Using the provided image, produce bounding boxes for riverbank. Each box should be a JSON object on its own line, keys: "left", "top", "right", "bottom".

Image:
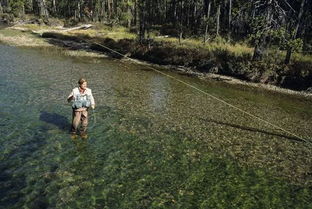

{"left": 1, "top": 22, "right": 312, "bottom": 96}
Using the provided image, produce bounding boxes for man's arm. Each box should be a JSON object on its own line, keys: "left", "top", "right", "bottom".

{"left": 67, "top": 91, "right": 74, "bottom": 103}
{"left": 89, "top": 89, "right": 95, "bottom": 109}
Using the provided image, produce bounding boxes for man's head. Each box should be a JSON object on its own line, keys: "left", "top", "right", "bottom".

{"left": 78, "top": 78, "right": 87, "bottom": 90}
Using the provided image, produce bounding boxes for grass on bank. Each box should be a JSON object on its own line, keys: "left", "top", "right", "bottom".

{"left": 67, "top": 25, "right": 137, "bottom": 40}
{"left": 0, "top": 28, "right": 51, "bottom": 47}
{"left": 72, "top": 25, "right": 312, "bottom": 63}
{"left": 8, "top": 23, "right": 254, "bottom": 56}
{"left": 154, "top": 36, "right": 254, "bottom": 57}
{"left": 5, "top": 23, "right": 312, "bottom": 63}
{"left": 0, "top": 28, "right": 108, "bottom": 57}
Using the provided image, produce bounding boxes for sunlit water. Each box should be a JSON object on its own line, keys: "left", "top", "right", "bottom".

{"left": 0, "top": 44, "right": 311, "bottom": 208}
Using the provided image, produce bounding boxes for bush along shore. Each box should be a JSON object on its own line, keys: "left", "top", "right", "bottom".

{"left": 42, "top": 31, "right": 312, "bottom": 92}
{"left": 1, "top": 21, "right": 312, "bottom": 93}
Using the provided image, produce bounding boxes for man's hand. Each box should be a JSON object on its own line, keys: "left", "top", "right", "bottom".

{"left": 67, "top": 95, "right": 74, "bottom": 103}
{"left": 91, "top": 105, "right": 95, "bottom": 110}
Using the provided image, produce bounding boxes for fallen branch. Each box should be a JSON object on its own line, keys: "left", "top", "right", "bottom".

{"left": 61, "top": 24, "right": 93, "bottom": 32}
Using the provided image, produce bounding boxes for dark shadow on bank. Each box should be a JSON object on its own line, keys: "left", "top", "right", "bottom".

{"left": 40, "top": 111, "right": 71, "bottom": 131}
{"left": 45, "top": 37, "right": 91, "bottom": 51}
{"left": 42, "top": 33, "right": 127, "bottom": 58}
{"left": 200, "top": 117, "right": 309, "bottom": 143}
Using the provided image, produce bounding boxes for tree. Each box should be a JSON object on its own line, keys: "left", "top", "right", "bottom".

{"left": 34, "top": 0, "right": 49, "bottom": 17}
{"left": 1, "top": 0, "right": 311, "bottom": 63}
{"left": 216, "top": 0, "right": 221, "bottom": 36}
{"left": 228, "top": 0, "right": 232, "bottom": 39}
{"left": 8, "top": 0, "right": 25, "bottom": 17}
{"left": 138, "top": 0, "right": 146, "bottom": 43}
{"left": 284, "top": 0, "right": 305, "bottom": 64}
{"left": 203, "top": 0, "right": 211, "bottom": 44}
{"left": 252, "top": 0, "right": 274, "bottom": 61}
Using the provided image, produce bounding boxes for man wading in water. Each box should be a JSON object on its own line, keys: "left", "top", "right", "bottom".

{"left": 67, "top": 78, "right": 95, "bottom": 139}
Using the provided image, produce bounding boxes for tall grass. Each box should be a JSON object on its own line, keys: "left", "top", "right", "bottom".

{"left": 153, "top": 35, "right": 253, "bottom": 56}
{"left": 6, "top": 22, "right": 312, "bottom": 63}
{"left": 0, "top": 29, "right": 51, "bottom": 47}
{"left": 67, "top": 25, "right": 136, "bottom": 41}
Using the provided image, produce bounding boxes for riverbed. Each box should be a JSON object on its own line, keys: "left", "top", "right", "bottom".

{"left": 0, "top": 44, "right": 311, "bottom": 208}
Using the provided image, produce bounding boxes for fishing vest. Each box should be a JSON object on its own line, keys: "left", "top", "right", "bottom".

{"left": 72, "top": 89, "right": 91, "bottom": 109}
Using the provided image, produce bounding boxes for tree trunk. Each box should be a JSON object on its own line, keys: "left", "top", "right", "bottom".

{"left": 134, "top": 0, "right": 137, "bottom": 26}
{"left": 252, "top": 2, "right": 256, "bottom": 19}
{"left": 52, "top": 0, "right": 56, "bottom": 14}
{"left": 284, "top": 47, "right": 292, "bottom": 65}
{"left": 252, "top": 0, "right": 272, "bottom": 61}
{"left": 228, "top": 0, "right": 232, "bottom": 39}
{"left": 127, "top": 0, "right": 131, "bottom": 28}
{"left": 173, "top": 0, "right": 177, "bottom": 26}
{"left": 0, "top": 2, "right": 2, "bottom": 14}
{"left": 21, "top": 4, "right": 25, "bottom": 16}
{"left": 102, "top": 0, "right": 106, "bottom": 22}
{"left": 138, "top": 0, "right": 145, "bottom": 43}
{"left": 253, "top": 34, "right": 266, "bottom": 61}
{"left": 204, "top": 1, "right": 211, "bottom": 44}
{"left": 216, "top": 3, "right": 221, "bottom": 36}
{"left": 75, "top": 1, "right": 81, "bottom": 20}
{"left": 108, "top": 0, "right": 111, "bottom": 20}
{"left": 146, "top": 0, "right": 151, "bottom": 45}
{"left": 178, "top": 0, "right": 184, "bottom": 44}
{"left": 165, "top": 0, "right": 168, "bottom": 21}
{"left": 186, "top": 2, "right": 189, "bottom": 27}
{"left": 179, "top": 24, "right": 183, "bottom": 44}
{"left": 285, "top": 0, "right": 305, "bottom": 64}
{"left": 35, "top": 0, "right": 49, "bottom": 18}
{"left": 193, "top": 2, "right": 198, "bottom": 33}
{"left": 67, "top": 1, "right": 70, "bottom": 17}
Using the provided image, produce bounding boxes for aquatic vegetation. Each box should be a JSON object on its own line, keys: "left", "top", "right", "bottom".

{"left": 0, "top": 44, "right": 311, "bottom": 209}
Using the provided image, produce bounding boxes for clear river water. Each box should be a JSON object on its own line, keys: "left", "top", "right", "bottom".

{"left": 0, "top": 44, "right": 311, "bottom": 208}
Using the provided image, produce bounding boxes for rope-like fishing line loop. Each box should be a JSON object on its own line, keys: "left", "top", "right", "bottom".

{"left": 88, "top": 109, "right": 97, "bottom": 130}
{"left": 86, "top": 40, "right": 310, "bottom": 144}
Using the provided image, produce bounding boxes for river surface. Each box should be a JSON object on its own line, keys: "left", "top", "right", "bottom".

{"left": 0, "top": 44, "right": 311, "bottom": 208}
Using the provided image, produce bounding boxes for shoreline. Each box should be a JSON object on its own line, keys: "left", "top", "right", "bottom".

{"left": 1, "top": 23, "right": 311, "bottom": 98}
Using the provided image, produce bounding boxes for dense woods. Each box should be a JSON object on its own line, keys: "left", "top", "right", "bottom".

{"left": 0, "top": 0, "right": 311, "bottom": 63}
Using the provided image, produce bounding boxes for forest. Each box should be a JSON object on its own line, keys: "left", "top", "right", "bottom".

{"left": 1, "top": 0, "right": 311, "bottom": 63}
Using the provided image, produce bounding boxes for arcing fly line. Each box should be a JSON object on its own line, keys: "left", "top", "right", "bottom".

{"left": 85, "top": 40, "right": 310, "bottom": 144}
{"left": 88, "top": 109, "right": 97, "bottom": 130}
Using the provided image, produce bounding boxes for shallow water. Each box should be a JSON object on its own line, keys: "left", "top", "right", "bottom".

{"left": 0, "top": 44, "right": 311, "bottom": 208}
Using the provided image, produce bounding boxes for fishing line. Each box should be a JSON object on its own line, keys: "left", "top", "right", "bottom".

{"left": 86, "top": 40, "right": 310, "bottom": 144}
{"left": 88, "top": 109, "right": 97, "bottom": 130}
